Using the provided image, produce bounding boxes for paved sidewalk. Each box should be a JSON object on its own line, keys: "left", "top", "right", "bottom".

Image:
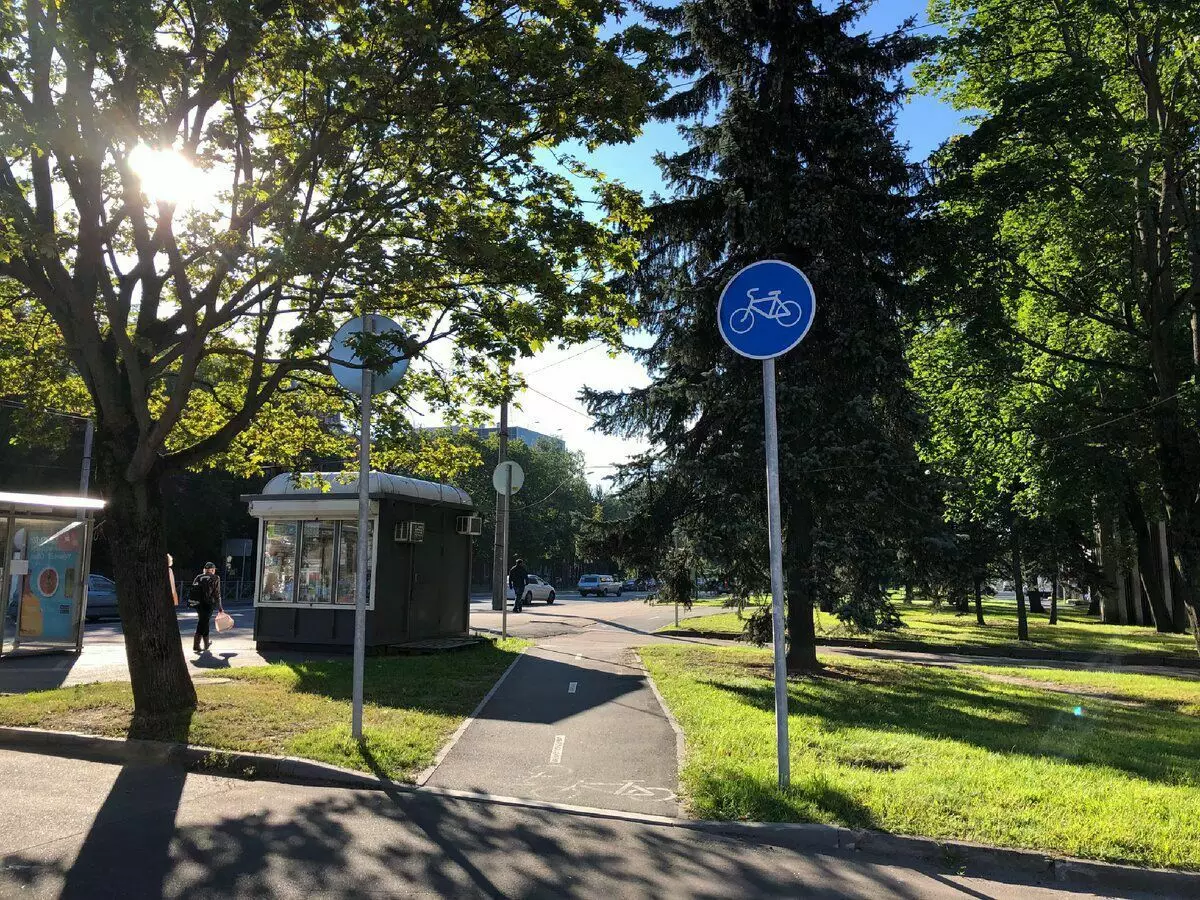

{"left": 0, "top": 607, "right": 324, "bottom": 693}
{"left": 4, "top": 749, "right": 1190, "bottom": 899}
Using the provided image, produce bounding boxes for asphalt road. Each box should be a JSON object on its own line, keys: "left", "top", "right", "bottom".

{"left": 3, "top": 749, "right": 1182, "bottom": 900}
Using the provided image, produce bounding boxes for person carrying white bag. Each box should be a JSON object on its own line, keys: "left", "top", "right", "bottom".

{"left": 188, "top": 562, "right": 231, "bottom": 653}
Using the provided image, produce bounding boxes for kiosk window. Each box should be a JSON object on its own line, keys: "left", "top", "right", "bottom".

{"left": 298, "top": 521, "right": 336, "bottom": 604}
{"left": 335, "top": 520, "right": 373, "bottom": 605}
{"left": 261, "top": 521, "right": 298, "bottom": 603}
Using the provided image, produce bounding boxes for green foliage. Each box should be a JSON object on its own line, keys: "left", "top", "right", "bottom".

{"left": 657, "top": 544, "right": 695, "bottom": 610}
{"left": 416, "top": 429, "right": 594, "bottom": 585}
{"left": 0, "top": 0, "right": 667, "bottom": 716}
{"left": 0, "top": 0, "right": 664, "bottom": 481}
{"left": 915, "top": 0, "right": 1200, "bottom": 642}
{"left": 586, "top": 1, "right": 934, "bottom": 644}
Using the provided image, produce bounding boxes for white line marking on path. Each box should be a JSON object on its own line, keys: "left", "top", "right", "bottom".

{"left": 550, "top": 734, "right": 565, "bottom": 765}
{"left": 575, "top": 654, "right": 581, "bottom": 660}
{"left": 568, "top": 682, "right": 577, "bottom": 694}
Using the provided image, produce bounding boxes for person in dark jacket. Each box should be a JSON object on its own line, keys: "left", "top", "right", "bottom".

{"left": 508, "top": 557, "right": 528, "bottom": 613}
{"left": 190, "top": 562, "right": 223, "bottom": 653}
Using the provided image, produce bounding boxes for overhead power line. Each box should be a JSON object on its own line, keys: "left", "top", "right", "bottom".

{"left": 523, "top": 384, "right": 594, "bottom": 421}
{"left": 526, "top": 342, "right": 606, "bottom": 375}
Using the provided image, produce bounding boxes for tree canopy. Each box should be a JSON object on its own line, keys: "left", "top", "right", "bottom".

{"left": 0, "top": 0, "right": 663, "bottom": 720}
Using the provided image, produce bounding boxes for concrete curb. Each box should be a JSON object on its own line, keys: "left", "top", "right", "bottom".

{"left": 654, "top": 630, "right": 1200, "bottom": 670}
{"left": 634, "top": 653, "right": 686, "bottom": 774}
{"left": 2, "top": 724, "right": 1197, "bottom": 897}
{"left": 0, "top": 725, "right": 388, "bottom": 790}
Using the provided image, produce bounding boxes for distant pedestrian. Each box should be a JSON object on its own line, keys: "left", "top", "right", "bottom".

{"left": 188, "top": 561, "right": 223, "bottom": 653}
{"left": 508, "top": 557, "right": 528, "bottom": 613}
{"left": 167, "top": 554, "right": 178, "bottom": 607}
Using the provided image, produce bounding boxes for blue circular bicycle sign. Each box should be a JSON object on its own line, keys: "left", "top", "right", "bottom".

{"left": 717, "top": 260, "right": 816, "bottom": 359}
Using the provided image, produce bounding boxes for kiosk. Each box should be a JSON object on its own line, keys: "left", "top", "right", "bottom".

{"left": 1, "top": 490, "right": 106, "bottom": 657}
{"left": 245, "top": 472, "right": 479, "bottom": 650}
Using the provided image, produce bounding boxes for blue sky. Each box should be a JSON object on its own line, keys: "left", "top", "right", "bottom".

{"left": 429, "top": 0, "right": 974, "bottom": 485}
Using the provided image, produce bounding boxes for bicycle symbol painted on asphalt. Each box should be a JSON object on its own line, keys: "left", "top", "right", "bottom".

{"left": 728, "top": 288, "right": 804, "bottom": 335}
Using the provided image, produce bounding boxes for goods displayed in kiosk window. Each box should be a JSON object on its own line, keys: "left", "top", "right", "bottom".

{"left": 259, "top": 519, "right": 372, "bottom": 606}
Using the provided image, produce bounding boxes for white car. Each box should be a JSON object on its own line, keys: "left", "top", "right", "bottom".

{"left": 507, "top": 574, "right": 557, "bottom": 606}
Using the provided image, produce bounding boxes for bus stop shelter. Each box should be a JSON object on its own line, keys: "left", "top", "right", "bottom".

{"left": 0, "top": 491, "right": 105, "bottom": 658}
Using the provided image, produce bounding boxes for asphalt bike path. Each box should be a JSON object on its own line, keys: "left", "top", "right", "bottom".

{"left": 423, "top": 625, "right": 683, "bottom": 816}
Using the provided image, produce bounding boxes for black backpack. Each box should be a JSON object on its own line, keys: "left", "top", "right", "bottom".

{"left": 188, "top": 576, "right": 209, "bottom": 608}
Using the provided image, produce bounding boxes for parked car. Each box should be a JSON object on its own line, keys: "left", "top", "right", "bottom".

{"left": 83, "top": 574, "right": 120, "bottom": 620}
{"left": 506, "top": 574, "right": 556, "bottom": 606}
{"left": 576, "top": 578, "right": 624, "bottom": 600}
{"left": 577, "top": 574, "right": 622, "bottom": 597}
{"left": 622, "top": 578, "right": 639, "bottom": 592}
{"left": 6, "top": 573, "right": 118, "bottom": 622}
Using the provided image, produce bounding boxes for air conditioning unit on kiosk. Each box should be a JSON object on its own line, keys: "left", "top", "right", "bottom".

{"left": 456, "top": 515, "right": 483, "bottom": 536}
{"left": 394, "top": 521, "right": 426, "bottom": 543}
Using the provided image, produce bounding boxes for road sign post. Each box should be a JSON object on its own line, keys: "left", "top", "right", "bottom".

{"left": 329, "top": 314, "right": 410, "bottom": 742}
{"left": 353, "top": 368, "right": 371, "bottom": 739}
{"left": 492, "top": 460, "right": 525, "bottom": 640}
{"left": 717, "top": 260, "right": 816, "bottom": 791}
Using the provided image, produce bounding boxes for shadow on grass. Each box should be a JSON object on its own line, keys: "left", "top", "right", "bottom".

{"left": 690, "top": 767, "right": 879, "bottom": 830}
{"left": 701, "top": 662, "right": 1200, "bottom": 788}
{"left": 251, "top": 641, "right": 525, "bottom": 714}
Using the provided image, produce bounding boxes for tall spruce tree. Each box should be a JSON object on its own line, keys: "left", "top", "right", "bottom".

{"left": 587, "top": 0, "right": 932, "bottom": 670}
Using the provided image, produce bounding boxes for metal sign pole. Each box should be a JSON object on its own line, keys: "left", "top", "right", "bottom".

{"left": 762, "top": 358, "right": 790, "bottom": 789}
{"left": 352, "top": 364, "right": 373, "bottom": 741}
{"left": 501, "top": 464, "right": 512, "bottom": 640}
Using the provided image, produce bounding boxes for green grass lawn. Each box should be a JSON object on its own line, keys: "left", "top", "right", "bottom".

{"left": 0, "top": 639, "right": 527, "bottom": 781}
{"left": 641, "top": 644, "right": 1200, "bottom": 868}
{"left": 661, "top": 598, "right": 1199, "bottom": 660}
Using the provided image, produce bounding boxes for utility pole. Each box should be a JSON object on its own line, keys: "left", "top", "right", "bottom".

{"left": 79, "top": 418, "right": 94, "bottom": 496}
{"left": 491, "top": 388, "right": 510, "bottom": 611}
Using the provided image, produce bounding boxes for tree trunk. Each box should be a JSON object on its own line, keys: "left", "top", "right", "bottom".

{"left": 100, "top": 448, "right": 197, "bottom": 730}
{"left": 904, "top": 580, "right": 913, "bottom": 605}
{"left": 1012, "top": 520, "right": 1028, "bottom": 642}
{"left": 1170, "top": 534, "right": 1200, "bottom": 655}
{"left": 954, "top": 585, "right": 969, "bottom": 614}
{"left": 1049, "top": 567, "right": 1058, "bottom": 625}
{"left": 1027, "top": 586, "right": 1044, "bottom": 614}
{"left": 1097, "top": 517, "right": 1122, "bottom": 623}
{"left": 973, "top": 574, "right": 985, "bottom": 626}
{"left": 784, "top": 495, "right": 818, "bottom": 672}
{"left": 1125, "top": 492, "right": 1176, "bottom": 631}
{"left": 1163, "top": 523, "right": 1189, "bottom": 632}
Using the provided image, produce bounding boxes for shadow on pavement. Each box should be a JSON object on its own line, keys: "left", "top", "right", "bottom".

{"left": 6, "top": 767, "right": 1183, "bottom": 898}
{"left": 468, "top": 652, "right": 647, "bottom": 726}
{"left": 57, "top": 710, "right": 194, "bottom": 900}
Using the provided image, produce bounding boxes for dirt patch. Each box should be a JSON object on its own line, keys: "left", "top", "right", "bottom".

{"left": 976, "top": 673, "right": 1149, "bottom": 707}
{"left": 52, "top": 706, "right": 131, "bottom": 736}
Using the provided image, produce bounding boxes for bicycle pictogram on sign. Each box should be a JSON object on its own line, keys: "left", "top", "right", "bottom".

{"left": 717, "top": 260, "right": 816, "bottom": 359}
{"left": 728, "top": 288, "right": 804, "bottom": 334}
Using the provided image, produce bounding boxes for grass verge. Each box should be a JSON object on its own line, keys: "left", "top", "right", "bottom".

{"left": 660, "top": 598, "right": 1199, "bottom": 660}
{"left": 640, "top": 643, "right": 1200, "bottom": 869}
{"left": 0, "top": 639, "right": 527, "bottom": 781}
